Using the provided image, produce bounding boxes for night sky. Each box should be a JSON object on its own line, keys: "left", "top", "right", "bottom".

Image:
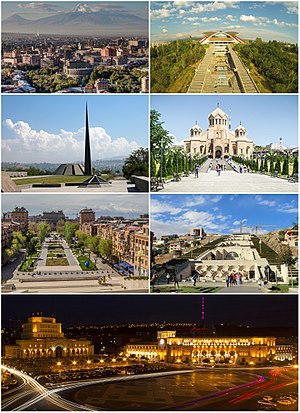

{"left": 1, "top": 295, "right": 298, "bottom": 328}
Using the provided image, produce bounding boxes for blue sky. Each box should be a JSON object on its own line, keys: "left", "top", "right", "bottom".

{"left": 2, "top": 194, "right": 148, "bottom": 218}
{"left": 151, "top": 95, "right": 298, "bottom": 148}
{"left": 151, "top": 194, "right": 298, "bottom": 238}
{"left": 2, "top": 1, "right": 148, "bottom": 19}
{"left": 2, "top": 95, "right": 148, "bottom": 163}
{"left": 151, "top": 1, "right": 298, "bottom": 43}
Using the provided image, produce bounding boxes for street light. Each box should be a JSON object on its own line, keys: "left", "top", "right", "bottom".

{"left": 138, "top": 249, "right": 144, "bottom": 277}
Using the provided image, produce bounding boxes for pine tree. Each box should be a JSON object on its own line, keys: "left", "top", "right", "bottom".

{"left": 292, "top": 157, "right": 298, "bottom": 175}
{"left": 275, "top": 159, "right": 281, "bottom": 174}
{"left": 282, "top": 158, "right": 289, "bottom": 176}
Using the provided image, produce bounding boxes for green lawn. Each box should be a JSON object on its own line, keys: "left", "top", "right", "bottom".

{"left": 268, "top": 284, "right": 290, "bottom": 293}
{"left": 77, "top": 256, "right": 97, "bottom": 271}
{"left": 181, "top": 237, "right": 227, "bottom": 259}
{"left": 14, "top": 174, "right": 110, "bottom": 185}
{"left": 46, "top": 258, "right": 69, "bottom": 266}
{"left": 18, "top": 257, "right": 36, "bottom": 272}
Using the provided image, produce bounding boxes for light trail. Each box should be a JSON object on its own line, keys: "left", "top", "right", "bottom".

{"left": 2, "top": 365, "right": 195, "bottom": 411}
{"left": 170, "top": 373, "right": 264, "bottom": 410}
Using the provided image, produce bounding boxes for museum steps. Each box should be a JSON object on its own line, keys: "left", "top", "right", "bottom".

{"left": 228, "top": 46, "right": 259, "bottom": 93}
{"left": 188, "top": 47, "right": 214, "bottom": 93}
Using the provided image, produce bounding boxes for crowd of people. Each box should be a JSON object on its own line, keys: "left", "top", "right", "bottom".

{"left": 225, "top": 272, "right": 243, "bottom": 287}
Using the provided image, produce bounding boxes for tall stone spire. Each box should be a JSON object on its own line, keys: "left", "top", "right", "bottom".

{"left": 84, "top": 103, "right": 92, "bottom": 175}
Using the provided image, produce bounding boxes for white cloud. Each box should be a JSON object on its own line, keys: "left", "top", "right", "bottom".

{"left": 183, "top": 196, "right": 206, "bottom": 207}
{"left": 240, "top": 14, "right": 258, "bottom": 22}
{"left": 210, "top": 195, "right": 222, "bottom": 203}
{"left": 2, "top": 119, "right": 139, "bottom": 163}
{"left": 226, "top": 14, "right": 236, "bottom": 21}
{"left": 282, "top": 2, "right": 298, "bottom": 14}
{"left": 151, "top": 199, "right": 182, "bottom": 216}
{"left": 18, "top": 2, "right": 58, "bottom": 11}
{"left": 255, "top": 195, "right": 277, "bottom": 207}
{"left": 162, "top": 28, "right": 168, "bottom": 33}
{"left": 240, "top": 14, "right": 297, "bottom": 28}
{"left": 278, "top": 202, "right": 298, "bottom": 214}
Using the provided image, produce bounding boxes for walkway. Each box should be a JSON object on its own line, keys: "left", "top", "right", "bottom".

{"left": 188, "top": 44, "right": 259, "bottom": 93}
{"left": 36, "top": 238, "right": 81, "bottom": 271}
{"left": 157, "top": 170, "right": 298, "bottom": 193}
{"left": 228, "top": 45, "right": 259, "bottom": 93}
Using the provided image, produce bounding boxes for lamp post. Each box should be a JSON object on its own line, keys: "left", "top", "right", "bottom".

{"left": 138, "top": 249, "right": 144, "bottom": 277}
{"left": 160, "top": 142, "right": 163, "bottom": 183}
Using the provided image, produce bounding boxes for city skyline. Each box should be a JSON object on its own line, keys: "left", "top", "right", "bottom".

{"left": 2, "top": 95, "right": 148, "bottom": 163}
{"left": 151, "top": 194, "right": 298, "bottom": 238}
{"left": 2, "top": 194, "right": 148, "bottom": 219}
{"left": 151, "top": 95, "right": 298, "bottom": 148}
{"left": 1, "top": 295, "right": 298, "bottom": 327}
{"left": 2, "top": 1, "right": 149, "bottom": 36}
{"left": 151, "top": 1, "right": 298, "bottom": 43}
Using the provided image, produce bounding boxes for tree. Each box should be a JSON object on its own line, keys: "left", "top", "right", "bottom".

{"left": 98, "top": 239, "right": 113, "bottom": 260}
{"left": 26, "top": 238, "right": 38, "bottom": 257}
{"left": 279, "top": 246, "right": 297, "bottom": 266}
{"left": 282, "top": 157, "right": 289, "bottom": 176}
{"left": 122, "top": 147, "right": 149, "bottom": 179}
{"left": 292, "top": 157, "right": 298, "bottom": 175}
{"left": 56, "top": 219, "right": 65, "bottom": 235}
{"left": 37, "top": 222, "right": 51, "bottom": 243}
{"left": 275, "top": 159, "right": 282, "bottom": 174}
{"left": 87, "top": 236, "right": 100, "bottom": 255}
{"left": 64, "top": 222, "right": 79, "bottom": 245}
{"left": 150, "top": 110, "right": 173, "bottom": 152}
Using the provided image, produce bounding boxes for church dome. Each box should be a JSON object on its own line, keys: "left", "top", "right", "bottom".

{"left": 191, "top": 124, "right": 201, "bottom": 131}
{"left": 209, "top": 107, "right": 228, "bottom": 118}
{"left": 235, "top": 124, "right": 246, "bottom": 131}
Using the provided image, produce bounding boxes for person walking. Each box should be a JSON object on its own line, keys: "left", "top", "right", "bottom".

{"left": 217, "top": 164, "right": 221, "bottom": 176}
{"left": 174, "top": 274, "right": 180, "bottom": 289}
{"left": 192, "top": 273, "right": 198, "bottom": 286}
{"left": 194, "top": 164, "right": 199, "bottom": 178}
{"left": 225, "top": 273, "right": 230, "bottom": 288}
{"left": 166, "top": 273, "right": 170, "bottom": 284}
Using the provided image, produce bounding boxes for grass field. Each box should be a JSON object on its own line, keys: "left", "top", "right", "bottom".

{"left": 45, "top": 258, "right": 69, "bottom": 266}
{"left": 14, "top": 174, "right": 110, "bottom": 185}
{"left": 77, "top": 256, "right": 97, "bottom": 271}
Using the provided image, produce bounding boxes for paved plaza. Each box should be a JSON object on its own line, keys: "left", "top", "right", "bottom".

{"left": 18, "top": 180, "right": 136, "bottom": 192}
{"left": 158, "top": 170, "right": 297, "bottom": 193}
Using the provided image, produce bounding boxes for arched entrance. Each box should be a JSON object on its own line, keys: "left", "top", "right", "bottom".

{"left": 55, "top": 346, "right": 63, "bottom": 358}
{"left": 215, "top": 147, "right": 222, "bottom": 158}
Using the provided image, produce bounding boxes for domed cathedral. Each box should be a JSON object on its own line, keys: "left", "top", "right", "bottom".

{"left": 183, "top": 106, "right": 254, "bottom": 159}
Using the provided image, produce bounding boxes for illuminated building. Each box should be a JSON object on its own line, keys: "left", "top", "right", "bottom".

{"left": 125, "top": 330, "right": 277, "bottom": 365}
{"left": 4, "top": 314, "right": 94, "bottom": 359}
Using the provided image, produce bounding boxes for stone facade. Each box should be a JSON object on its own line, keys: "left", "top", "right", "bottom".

{"left": 183, "top": 107, "right": 254, "bottom": 159}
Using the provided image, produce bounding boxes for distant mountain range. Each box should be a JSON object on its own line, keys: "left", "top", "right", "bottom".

{"left": 2, "top": 3, "right": 148, "bottom": 36}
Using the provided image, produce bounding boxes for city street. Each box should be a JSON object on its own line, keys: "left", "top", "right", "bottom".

{"left": 1, "top": 251, "right": 24, "bottom": 281}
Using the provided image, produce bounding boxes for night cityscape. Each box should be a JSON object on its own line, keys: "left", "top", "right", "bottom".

{"left": 1, "top": 295, "right": 298, "bottom": 411}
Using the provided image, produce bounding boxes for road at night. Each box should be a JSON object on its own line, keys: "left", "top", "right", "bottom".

{"left": 2, "top": 366, "right": 298, "bottom": 411}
